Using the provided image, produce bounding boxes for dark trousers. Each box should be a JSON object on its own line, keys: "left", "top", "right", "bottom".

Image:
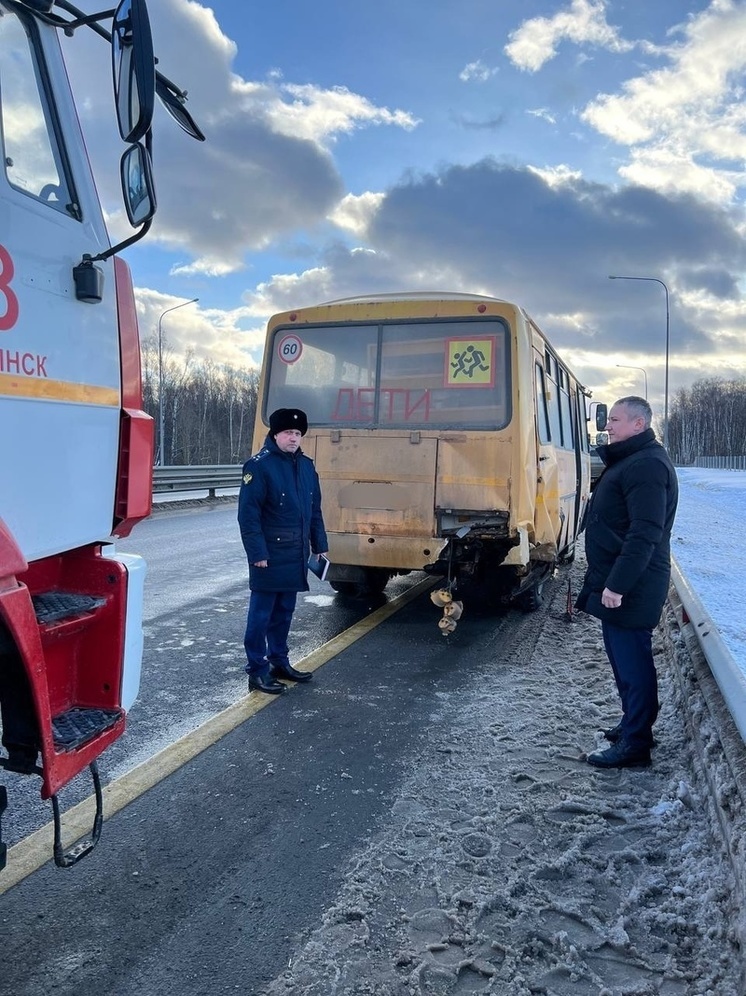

{"left": 243, "top": 591, "right": 297, "bottom": 676}
{"left": 0, "top": 624, "right": 40, "bottom": 754}
{"left": 601, "top": 621, "right": 659, "bottom": 748}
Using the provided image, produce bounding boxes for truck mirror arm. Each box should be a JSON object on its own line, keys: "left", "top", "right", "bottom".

{"left": 73, "top": 218, "right": 152, "bottom": 302}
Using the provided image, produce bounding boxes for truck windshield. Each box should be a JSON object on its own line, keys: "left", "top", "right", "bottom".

{"left": 266, "top": 319, "right": 511, "bottom": 429}
{"left": 0, "top": 7, "right": 77, "bottom": 218}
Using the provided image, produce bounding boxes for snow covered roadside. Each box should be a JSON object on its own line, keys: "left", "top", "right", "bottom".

{"left": 672, "top": 468, "right": 745, "bottom": 677}
{"left": 264, "top": 558, "right": 743, "bottom": 996}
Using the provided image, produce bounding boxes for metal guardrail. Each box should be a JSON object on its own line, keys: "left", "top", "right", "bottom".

{"left": 152, "top": 464, "right": 241, "bottom": 495}
{"left": 671, "top": 557, "right": 746, "bottom": 745}
{"left": 685, "top": 456, "right": 746, "bottom": 470}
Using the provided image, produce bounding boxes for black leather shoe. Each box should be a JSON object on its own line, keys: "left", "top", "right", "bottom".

{"left": 603, "top": 722, "right": 656, "bottom": 748}
{"left": 587, "top": 739, "right": 651, "bottom": 769}
{"left": 270, "top": 663, "right": 313, "bottom": 683}
{"left": 248, "top": 673, "right": 285, "bottom": 694}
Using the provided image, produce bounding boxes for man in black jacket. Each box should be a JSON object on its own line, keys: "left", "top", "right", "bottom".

{"left": 576, "top": 396, "right": 678, "bottom": 768}
{"left": 238, "top": 408, "right": 328, "bottom": 694}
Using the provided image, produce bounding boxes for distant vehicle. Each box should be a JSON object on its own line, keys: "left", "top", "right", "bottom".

{"left": 590, "top": 426, "right": 608, "bottom": 488}
{"left": 253, "top": 293, "right": 594, "bottom": 610}
{"left": 0, "top": 0, "right": 203, "bottom": 870}
{"left": 590, "top": 450, "right": 605, "bottom": 487}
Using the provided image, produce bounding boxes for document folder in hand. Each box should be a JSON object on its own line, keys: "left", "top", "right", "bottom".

{"left": 308, "top": 554, "right": 330, "bottom": 581}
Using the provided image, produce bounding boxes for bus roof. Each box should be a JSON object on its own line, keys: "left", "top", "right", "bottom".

{"left": 317, "top": 291, "right": 512, "bottom": 306}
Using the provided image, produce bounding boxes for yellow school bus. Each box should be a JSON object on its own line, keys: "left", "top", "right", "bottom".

{"left": 252, "top": 292, "right": 592, "bottom": 608}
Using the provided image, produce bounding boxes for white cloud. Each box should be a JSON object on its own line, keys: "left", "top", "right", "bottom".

{"left": 135, "top": 289, "right": 266, "bottom": 370}
{"left": 582, "top": 1, "right": 746, "bottom": 203}
{"left": 261, "top": 82, "right": 419, "bottom": 146}
{"left": 527, "top": 108, "right": 557, "bottom": 126}
{"left": 328, "top": 192, "right": 385, "bottom": 236}
{"left": 526, "top": 163, "right": 583, "bottom": 187}
{"left": 505, "top": 0, "right": 633, "bottom": 73}
{"left": 61, "top": 0, "right": 418, "bottom": 277}
{"left": 459, "top": 60, "right": 498, "bottom": 83}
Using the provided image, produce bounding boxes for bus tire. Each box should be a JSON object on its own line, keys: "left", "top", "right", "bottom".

{"left": 329, "top": 568, "right": 390, "bottom": 599}
{"left": 515, "top": 572, "right": 548, "bottom": 612}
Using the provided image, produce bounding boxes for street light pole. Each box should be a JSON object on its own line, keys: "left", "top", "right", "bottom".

{"left": 157, "top": 297, "right": 198, "bottom": 466}
{"left": 615, "top": 363, "right": 648, "bottom": 399}
{"left": 608, "top": 275, "right": 670, "bottom": 448}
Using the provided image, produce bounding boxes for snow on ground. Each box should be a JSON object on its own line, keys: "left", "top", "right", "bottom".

{"left": 672, "top": 469, "right": 745, "bottom": 677}
{"left": 263, "top": 544, "right": 744, "bottom": 996}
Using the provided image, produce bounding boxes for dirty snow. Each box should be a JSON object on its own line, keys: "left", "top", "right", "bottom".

{"left": 261, "top": 470, "right": 746, "bottom": 996}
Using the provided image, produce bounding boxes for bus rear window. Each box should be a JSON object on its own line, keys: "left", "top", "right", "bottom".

{"left": 265, "top": 319, "right": 511, "bottom": 429}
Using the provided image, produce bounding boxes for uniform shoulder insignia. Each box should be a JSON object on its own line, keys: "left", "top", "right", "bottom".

{"left": 243, "top": 472, "right": 253, "bottom": 484}
{"left": 244, "top": 448, "right": 269, "bottom": 470}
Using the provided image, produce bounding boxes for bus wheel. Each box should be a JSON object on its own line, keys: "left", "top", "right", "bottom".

{"left": 329, "top": 580, "right": 364, "bottom": 598}
{"left": 329, "top": 568, "right": 390, "bottom": 598}
{"left": 361, "top": 568, "right": 390, "bottom": 594}
{"left": 515, "top": 573, "right": 548, "bottom": 612}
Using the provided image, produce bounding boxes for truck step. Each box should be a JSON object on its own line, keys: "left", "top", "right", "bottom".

{"left": 32, "top": 592, "right": 106, "bottom": 625}
{"left": 52, "top": 707, "right": 121, "bottom": 752}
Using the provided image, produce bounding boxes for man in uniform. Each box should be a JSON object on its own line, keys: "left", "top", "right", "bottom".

{"left": 238, "top": 408, "right": 328, "bottom": 694}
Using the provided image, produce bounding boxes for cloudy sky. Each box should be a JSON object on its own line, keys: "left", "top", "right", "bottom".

{"left": 65, "top": 0, "right": 746, "bottom": 418}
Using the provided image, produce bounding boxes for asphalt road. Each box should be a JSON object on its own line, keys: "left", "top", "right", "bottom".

{"left": 0, "top": 540, "right": 545, "bottom": 996}
{"left": 0, "top": 499, "right": 422, "bottom": 849}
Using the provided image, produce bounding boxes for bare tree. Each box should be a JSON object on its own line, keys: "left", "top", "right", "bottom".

{"left": 668, "top": 377, "right": 746, "bottom": 463}
{"left": 141, "top": 344, "right": 260, "bottom": 465}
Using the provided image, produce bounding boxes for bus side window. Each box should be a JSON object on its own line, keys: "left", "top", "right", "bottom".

{"left": 534, "top": 363, "right": 551, "bottom": 444}
{"left": 545, "top": 365, "right": 562, "bottom": 446}
{"left": 559, "top": 370, "right": 574, "bottom": 449}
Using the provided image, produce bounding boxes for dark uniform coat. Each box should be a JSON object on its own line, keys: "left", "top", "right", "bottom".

{"left": 576, "top": 428, "right": 678, "bottom": 630}
{"left": 238, "top": 435, "right": 328, "bottom": 593}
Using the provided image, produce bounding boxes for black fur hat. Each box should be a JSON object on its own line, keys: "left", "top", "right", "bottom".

{"left": 269, "top": 408, "right": 308, "bottom": 436}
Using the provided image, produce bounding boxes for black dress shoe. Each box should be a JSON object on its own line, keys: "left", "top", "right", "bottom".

{"left": 248, "top": 673, "right": 285, "bottom": 694}
{"left": 603, "top": 722, "right": 656, "bottom": 748}
{"left": 587, "top": 739, "right": 651, "bottom": 769}
{"left": 270, "top": 663, "right": 313, "bottom": 683}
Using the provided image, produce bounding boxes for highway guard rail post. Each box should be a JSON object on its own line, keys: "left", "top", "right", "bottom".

{"left": 152, "top": 465, "right": 242, "bottom": 497}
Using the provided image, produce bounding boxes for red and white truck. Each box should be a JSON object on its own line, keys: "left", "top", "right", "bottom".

{"left": 0, "top": 0, "right": 202, "bottom": 868}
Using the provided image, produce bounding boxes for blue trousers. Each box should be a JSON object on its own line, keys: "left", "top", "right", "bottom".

{"left": 602, "top": 621, "right": 659, "bottom": 748}
{"left": 243, "top": 591, "right": 297, "bottom": 676}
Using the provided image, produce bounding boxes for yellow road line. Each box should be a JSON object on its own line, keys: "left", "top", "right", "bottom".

{"left": 0, "top": 575, "right": 435, "bottom": 894}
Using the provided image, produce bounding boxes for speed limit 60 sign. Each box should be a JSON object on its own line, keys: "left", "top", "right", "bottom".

{"left": 277, "top": 334, "right": 303, "bottom": 364}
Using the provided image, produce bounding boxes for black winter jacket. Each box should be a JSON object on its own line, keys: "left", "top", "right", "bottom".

{"left": 238, "top": 435, "right": 328, "bottom": 593}
{"left": 575, "top": 428, "right": 678, "bottom": 629}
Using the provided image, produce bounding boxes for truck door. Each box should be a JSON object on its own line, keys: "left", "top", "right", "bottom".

{"left": 0, "top": 8, "right": 120, "bottom": 564}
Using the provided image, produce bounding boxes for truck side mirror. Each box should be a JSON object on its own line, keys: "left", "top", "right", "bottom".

{"left": 111, "top": 0, "right": 155, "bottom": 144}
{"left": 121, "top": 143, "right": 156, "bottom": 227}
{"left": 595, "top": 403, "right": 608, "bottom": 431}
